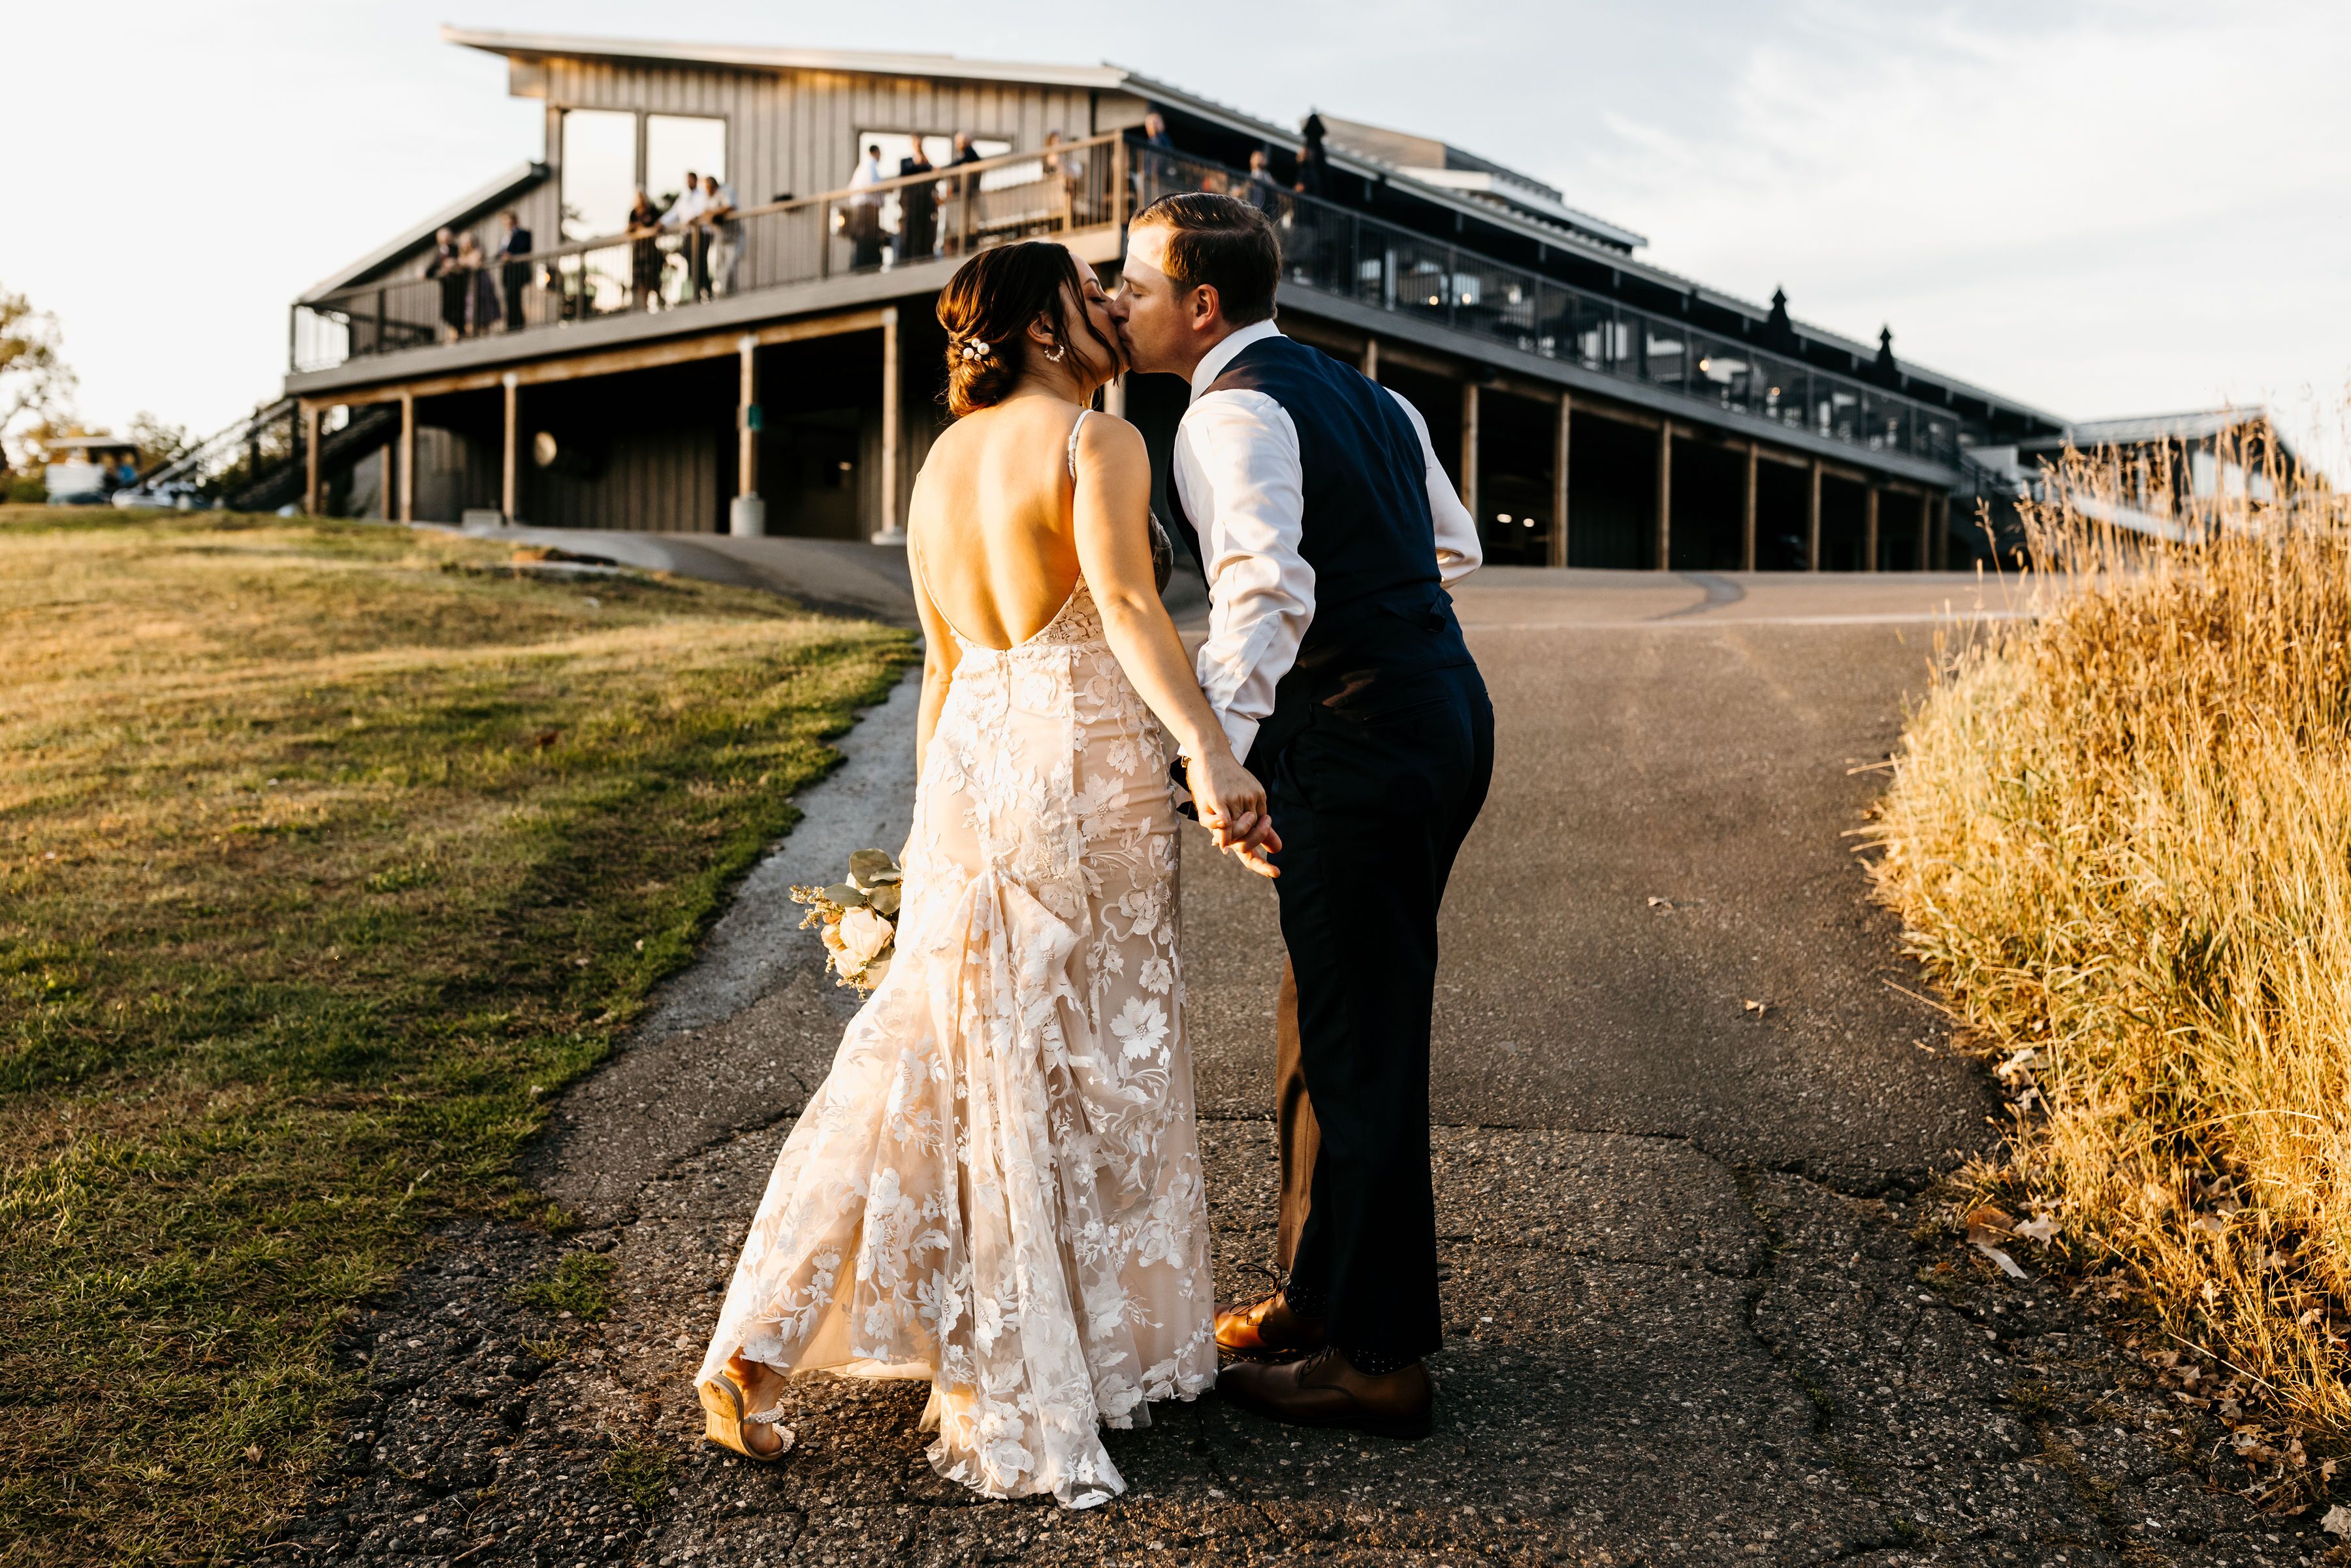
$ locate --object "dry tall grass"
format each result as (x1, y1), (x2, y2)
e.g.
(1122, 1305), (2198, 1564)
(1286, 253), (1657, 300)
(1871, 416), (2351, 1424)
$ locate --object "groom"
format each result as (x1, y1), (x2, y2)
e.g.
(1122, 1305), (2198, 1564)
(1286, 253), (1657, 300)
(1111, 193), (1492, 1437)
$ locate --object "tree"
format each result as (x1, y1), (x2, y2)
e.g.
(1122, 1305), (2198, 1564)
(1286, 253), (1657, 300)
(1, 286), (76, 475)
(126, 411), (189, 474)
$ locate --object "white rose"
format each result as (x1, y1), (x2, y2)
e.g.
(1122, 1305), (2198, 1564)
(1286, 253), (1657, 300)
(838, 906), (895, 965)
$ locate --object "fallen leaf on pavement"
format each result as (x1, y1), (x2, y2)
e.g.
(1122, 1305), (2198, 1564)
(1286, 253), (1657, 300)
(1743, 999), (1767, 1018)
(2015, 1213), (2062, 1244)
(1965, 1205), (2016, 1246)
(1972, 1240), (2027, 1279)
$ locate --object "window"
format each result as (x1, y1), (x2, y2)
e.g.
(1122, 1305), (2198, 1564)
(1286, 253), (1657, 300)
(560, 109), (637, 242)
(856, 131), (1010, 180)
(646, 114), (727, 211)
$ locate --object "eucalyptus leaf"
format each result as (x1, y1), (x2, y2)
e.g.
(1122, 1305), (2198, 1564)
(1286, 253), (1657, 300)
(869, 882), (902, 917)
(848, 848), (901, 888)
(822, 882), (868, 907)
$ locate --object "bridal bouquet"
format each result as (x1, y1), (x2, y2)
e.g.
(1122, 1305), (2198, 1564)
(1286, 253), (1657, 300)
(791, 848), (902, 991)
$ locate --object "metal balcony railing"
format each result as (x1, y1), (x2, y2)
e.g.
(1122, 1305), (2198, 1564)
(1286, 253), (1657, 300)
(291, 134), (1127, 375)
(291, 132), (1959, 470)
(1131, 149), (1962, 468)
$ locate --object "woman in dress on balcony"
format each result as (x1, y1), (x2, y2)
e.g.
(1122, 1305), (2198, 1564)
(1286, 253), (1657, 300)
(625, 188), (662, 312)
(427, 228), (465, 344)
(457, 234), (497, 337)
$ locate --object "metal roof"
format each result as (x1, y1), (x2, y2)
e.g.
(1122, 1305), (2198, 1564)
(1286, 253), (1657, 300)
(440, 25), (1130, 91)
(2038, 408), (2269, 447)
(299, 159), (547, 303)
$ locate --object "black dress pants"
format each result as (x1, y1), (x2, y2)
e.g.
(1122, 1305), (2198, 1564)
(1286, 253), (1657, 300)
(1262, 662), (1494, 1366)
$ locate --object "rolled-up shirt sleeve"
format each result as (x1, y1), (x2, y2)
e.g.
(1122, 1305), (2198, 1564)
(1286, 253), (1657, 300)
(1172, 389), (1313, 763)
(1385, 387), (1483, 584)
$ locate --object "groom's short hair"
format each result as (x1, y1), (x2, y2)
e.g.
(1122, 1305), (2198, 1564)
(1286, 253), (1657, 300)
(1132, 193), (1279, 325)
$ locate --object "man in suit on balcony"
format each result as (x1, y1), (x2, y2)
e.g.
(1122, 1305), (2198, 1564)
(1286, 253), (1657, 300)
(496, 210), (533, 332)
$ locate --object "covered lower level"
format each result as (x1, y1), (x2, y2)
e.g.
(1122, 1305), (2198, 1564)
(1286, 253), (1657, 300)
(291, 285), (1977, 573)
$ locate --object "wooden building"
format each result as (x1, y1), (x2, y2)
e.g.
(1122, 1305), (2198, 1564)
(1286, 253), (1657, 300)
(281, 25), (2071, 571)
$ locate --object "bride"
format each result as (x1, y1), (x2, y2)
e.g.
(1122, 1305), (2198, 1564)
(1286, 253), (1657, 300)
(693, 240), (1273, 1509)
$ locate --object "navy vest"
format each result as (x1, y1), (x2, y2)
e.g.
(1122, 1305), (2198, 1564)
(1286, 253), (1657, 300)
(1166, 334), (1475, 757)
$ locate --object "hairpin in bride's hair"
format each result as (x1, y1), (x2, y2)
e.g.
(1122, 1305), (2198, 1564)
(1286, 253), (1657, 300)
(956, 336), (994, 362)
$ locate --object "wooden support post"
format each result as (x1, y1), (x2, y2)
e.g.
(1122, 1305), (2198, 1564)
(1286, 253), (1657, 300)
(1460, 381), (1480, 524)
(1740, 441), (1759, 572)
(398, 391), (415, 524)
(1863, 485), (1881, 572)
(730, 334), (763, 536)
(1362, 336), (1380, 381)
(1806, 458), (1822, 571)
(1550, 394), (1571, 569)
(501, 374), (519, 522)
(737, 336), (757, 494)
(873, 307), (904, 544)
(302, 402), (321, 516)
(1654, 421), (1673, 570)
(1111, 135), (1130, 231)
(1915, 488), (1931, 572)
(1933, 494), (1950, 569)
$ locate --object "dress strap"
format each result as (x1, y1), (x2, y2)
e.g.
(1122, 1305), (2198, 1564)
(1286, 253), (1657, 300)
(1066, 409), (1091, 480)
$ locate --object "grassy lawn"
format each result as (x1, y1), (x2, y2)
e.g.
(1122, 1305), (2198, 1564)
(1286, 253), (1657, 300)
(0, 508), (913, 1563)
(1870, 442), (2351, 1432)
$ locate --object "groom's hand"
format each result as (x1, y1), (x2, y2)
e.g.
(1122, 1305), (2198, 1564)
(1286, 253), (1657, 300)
(1183, 751), (1269, 853)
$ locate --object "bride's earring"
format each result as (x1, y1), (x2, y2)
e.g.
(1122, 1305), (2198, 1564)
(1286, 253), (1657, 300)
(1046, 344), (1066, 363)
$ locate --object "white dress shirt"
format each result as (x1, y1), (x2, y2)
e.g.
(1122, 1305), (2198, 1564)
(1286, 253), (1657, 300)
(658, 185), (709, 229)
(1172, 321), (1482, 761)
(848, 154), (885, 205)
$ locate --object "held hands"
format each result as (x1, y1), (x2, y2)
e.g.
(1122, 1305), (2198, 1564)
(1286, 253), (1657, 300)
(1183, 749), (1282, 880)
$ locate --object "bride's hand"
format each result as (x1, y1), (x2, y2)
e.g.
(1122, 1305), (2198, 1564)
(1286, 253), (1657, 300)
(1225, 820), (1281, 880)
(1184, 749), (1270, 853)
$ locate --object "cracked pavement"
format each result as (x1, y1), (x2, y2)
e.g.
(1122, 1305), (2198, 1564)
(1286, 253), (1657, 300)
(257, 571), (2335, 1565)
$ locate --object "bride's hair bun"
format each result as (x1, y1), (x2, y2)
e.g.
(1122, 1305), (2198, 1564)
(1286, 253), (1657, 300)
(934, 242), (1117, 418)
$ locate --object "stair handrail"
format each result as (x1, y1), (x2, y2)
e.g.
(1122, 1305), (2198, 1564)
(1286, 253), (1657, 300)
(139, 396), (298, 490)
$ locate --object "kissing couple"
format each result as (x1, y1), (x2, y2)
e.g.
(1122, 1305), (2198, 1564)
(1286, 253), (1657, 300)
(690, 193), (1494, 1509)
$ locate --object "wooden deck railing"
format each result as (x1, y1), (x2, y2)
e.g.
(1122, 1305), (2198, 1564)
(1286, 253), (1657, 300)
(291, 133), (1128, 374)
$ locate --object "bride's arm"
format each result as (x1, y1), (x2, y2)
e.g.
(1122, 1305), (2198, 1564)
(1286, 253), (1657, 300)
(1070, 413), (1271, 854)
(907, 530), (961, 776)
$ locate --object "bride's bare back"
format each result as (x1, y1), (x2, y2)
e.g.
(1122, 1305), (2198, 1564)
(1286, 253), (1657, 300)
(907, 396), (1087, 650)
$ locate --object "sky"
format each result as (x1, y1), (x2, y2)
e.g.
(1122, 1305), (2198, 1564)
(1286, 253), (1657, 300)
(6, 0), (2346, 466)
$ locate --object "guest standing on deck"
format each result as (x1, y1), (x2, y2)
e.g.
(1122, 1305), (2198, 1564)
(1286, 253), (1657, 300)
(496, 209), (532, 332)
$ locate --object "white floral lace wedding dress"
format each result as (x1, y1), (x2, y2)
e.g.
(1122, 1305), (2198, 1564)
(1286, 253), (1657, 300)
(697, 419), (1213, 1509)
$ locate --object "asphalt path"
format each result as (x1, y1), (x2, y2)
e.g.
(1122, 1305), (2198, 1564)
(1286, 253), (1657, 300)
(276, 568), (2327, 1568)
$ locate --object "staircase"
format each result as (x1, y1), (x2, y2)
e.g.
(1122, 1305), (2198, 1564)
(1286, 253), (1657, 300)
(144, 398), (402, 514)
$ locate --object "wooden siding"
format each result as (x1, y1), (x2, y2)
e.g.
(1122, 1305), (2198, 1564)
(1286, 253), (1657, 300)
(537, 57), (1142, 207)
(522, 426), (724, 534)
(335, 57), (1149, 314)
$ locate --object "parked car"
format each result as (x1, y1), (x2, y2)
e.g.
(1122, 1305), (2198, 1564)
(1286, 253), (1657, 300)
(44, 435), (141, 505)
(112, 482), (208, 511)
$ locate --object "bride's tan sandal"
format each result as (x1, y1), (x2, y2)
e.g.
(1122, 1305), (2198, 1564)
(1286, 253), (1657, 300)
(697, 1370), (793, 1462)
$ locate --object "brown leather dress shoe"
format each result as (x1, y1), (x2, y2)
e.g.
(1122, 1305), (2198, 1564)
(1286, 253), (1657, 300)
(1217, 1347), (1434, 1439)
(1215, 1288), (1326, 1360)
